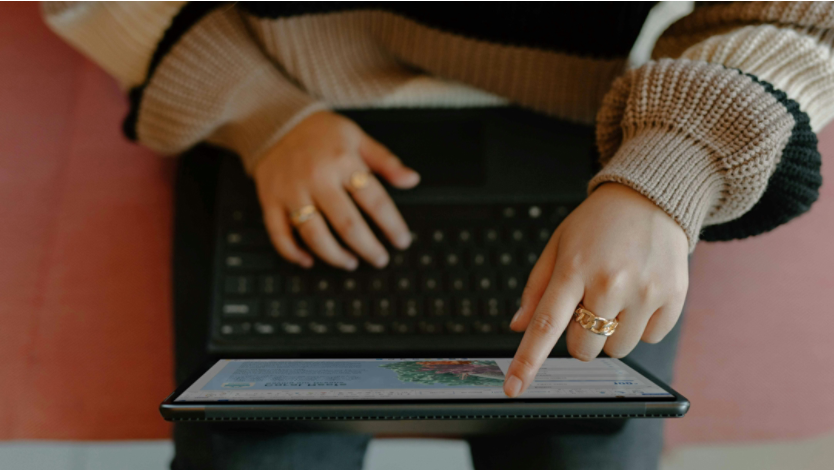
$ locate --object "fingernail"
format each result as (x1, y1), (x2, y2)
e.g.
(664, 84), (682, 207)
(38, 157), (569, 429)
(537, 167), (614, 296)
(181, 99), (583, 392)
(345, 258), (359, 271)
(374, 253), (389, 268)
(395, 235), (411, 250)
(504, 375), (523, 398)
(300, 258), (313, 269)
(511, 307), (522, 324)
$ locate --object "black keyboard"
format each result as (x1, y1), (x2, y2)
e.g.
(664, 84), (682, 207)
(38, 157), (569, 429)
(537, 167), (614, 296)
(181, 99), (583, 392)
(210, 202), (575, 353)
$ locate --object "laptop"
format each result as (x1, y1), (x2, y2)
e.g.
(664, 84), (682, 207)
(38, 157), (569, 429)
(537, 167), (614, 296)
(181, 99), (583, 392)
(207, 106), (596, 357)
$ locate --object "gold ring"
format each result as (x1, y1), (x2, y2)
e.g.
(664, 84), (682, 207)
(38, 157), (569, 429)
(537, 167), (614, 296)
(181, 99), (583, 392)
(347, 170), (371, 191)
(289, 205), (318, 227)
(573, 304), (619, 337)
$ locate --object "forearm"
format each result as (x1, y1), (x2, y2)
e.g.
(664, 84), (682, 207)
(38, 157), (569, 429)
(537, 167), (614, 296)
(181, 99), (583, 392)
(42, 2), (325, 172)
(592, 1), (828, 250)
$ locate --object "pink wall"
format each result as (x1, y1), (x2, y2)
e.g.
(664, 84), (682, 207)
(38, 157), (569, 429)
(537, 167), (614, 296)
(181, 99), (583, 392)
(1, 3), (832, 444)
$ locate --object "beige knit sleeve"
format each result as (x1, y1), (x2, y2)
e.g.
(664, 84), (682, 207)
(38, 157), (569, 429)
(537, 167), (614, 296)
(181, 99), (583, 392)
(590, 2), (830, 251)
(43, 2), (325, 172)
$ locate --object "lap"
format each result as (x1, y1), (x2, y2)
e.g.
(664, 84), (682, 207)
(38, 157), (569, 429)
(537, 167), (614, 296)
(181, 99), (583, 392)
(170, 152), (686, 470)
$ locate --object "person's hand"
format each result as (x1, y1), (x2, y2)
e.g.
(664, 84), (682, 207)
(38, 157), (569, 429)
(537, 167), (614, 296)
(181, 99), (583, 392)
(253, 110), (420, 270)
(503, 183), (689, 397)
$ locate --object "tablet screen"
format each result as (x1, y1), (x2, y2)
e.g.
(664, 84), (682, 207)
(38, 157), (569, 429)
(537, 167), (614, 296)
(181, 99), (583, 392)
(175, 358), (673, 402)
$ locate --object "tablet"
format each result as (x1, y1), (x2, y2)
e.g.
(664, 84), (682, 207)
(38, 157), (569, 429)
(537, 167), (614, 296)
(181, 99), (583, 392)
(161, 357), (689, 434)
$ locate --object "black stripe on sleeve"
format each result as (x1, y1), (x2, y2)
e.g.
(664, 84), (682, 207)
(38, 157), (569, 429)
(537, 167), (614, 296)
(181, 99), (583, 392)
(700, 73), (822, 242)
(123, 2), (225, 141)
(238, 2), (655, 58)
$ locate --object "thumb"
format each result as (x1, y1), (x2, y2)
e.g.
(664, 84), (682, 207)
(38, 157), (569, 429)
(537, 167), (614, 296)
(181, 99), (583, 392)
(358, 134), (420, 189)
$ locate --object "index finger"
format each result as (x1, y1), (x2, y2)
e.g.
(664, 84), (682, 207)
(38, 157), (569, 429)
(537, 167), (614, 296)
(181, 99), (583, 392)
(503, 271), (584, 397)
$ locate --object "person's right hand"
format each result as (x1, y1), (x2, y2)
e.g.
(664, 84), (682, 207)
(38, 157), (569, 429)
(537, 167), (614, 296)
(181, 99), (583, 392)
(253, 110), (420, 270)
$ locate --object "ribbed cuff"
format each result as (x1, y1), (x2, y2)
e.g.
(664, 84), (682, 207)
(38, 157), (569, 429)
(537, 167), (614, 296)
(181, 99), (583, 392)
(132, 7), (325, 173)
(589, 129), (724, 251)
(593, 59), (796, 251)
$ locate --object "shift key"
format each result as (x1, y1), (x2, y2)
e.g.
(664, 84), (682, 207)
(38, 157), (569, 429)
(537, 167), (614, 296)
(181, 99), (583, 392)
(225, 253), (274, 270)
(222, 300), (260, 318)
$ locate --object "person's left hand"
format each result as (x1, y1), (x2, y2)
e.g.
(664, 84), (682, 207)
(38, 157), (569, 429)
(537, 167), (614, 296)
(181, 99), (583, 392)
(503, 182), (689, 397)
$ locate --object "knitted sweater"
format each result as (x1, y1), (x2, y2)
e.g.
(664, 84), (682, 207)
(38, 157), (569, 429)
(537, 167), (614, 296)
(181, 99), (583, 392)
(42, 1), (828, 251)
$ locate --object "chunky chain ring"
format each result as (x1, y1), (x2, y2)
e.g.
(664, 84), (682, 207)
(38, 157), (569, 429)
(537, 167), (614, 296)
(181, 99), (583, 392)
(573, 304), (619, 337)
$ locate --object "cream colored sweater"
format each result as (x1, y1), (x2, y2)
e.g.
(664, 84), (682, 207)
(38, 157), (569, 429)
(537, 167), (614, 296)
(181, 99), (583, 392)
(42, 2), (831, 251)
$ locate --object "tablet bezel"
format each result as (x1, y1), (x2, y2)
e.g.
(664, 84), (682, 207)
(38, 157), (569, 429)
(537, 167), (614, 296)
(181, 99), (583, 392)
(160, 357), (689, 422)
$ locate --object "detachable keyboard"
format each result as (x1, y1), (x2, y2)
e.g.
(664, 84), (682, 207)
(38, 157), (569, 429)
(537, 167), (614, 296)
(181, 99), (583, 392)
(210, 199), (577, 356)
(207, 108), (591, 356)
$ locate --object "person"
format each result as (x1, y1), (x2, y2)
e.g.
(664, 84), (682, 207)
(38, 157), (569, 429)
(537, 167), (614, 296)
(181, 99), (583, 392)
(43, 2), (827, 469)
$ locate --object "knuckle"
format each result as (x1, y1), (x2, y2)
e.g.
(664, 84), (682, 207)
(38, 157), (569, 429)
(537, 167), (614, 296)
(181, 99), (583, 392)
(639, 280), (662, 303)
(530, 314), (560, 336)
(596, 269), (630, 293)
(671, 274), (689, 298)
(364, 192), (389, 216)
(333, 215), (360, 239)
(512, 355), (537, 374)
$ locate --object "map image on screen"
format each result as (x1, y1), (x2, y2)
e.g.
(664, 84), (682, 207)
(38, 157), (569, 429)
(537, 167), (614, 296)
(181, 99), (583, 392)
(380, 360), (505, 387)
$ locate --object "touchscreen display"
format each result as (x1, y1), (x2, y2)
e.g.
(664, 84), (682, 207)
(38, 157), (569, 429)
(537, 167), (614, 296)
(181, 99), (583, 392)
(175, 358), (672, 402)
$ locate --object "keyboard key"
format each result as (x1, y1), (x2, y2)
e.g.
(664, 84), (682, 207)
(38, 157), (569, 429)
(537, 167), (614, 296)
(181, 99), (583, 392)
(417, 320), (443, 334)
(469, 249), (489, 268)
(227, 209), (259, 225)
(416, 251), (435, 268)
(292, 299), (314, 318)
(482, 297), (504, 318)
(364, 322), (387, 334)
(260, 275), (281, 295)
(400, 298), (422, 318)
(421, 272), (443, 293)
(521, 249), (539, 266)
(373, 298), (395, 318)
(501, 206), (516, 218)
(391, 252), (409, 269)
(474, 272), (496, 291)
(253, 322), (276, 335)
(502, 272), (523, 291)
(442, 251), (462, 268)
(222, 300), (259, 318)
(285, 276), (305, 295)
(219, 322), (251, 335)
(495, 250), (515, 267)
(312, 277), (334, 294)
(308, 321), (331, 334)
(319, 298), (341, 318)
(391, 321), (414, 334)
(456, 229), (473, 244)
(342, 276), (360, 294)
(336, 321), (359, 334)
(508, 228), (526, 243)
(446, 321), (468, 334)
(455, 298), (476, 318)
(483, 228), (500, 245)
(226, 229), (269, 248)
(428, 297), (450, 317)
(536, 227), (552, 243)
(346, 298), (368, 318)
(281, 322), (303, 334)
(394, 274), (415, 293)
(448, 271), (469, 292)
(528, 205), (543, 219)
(265, 299), (286, 318)
(225, 253), (274, 270)
(473, 321), (498, 334)
(368, 274), (388, 293)
(430, 229), (446, 244)
(224, 276), (255, 295)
